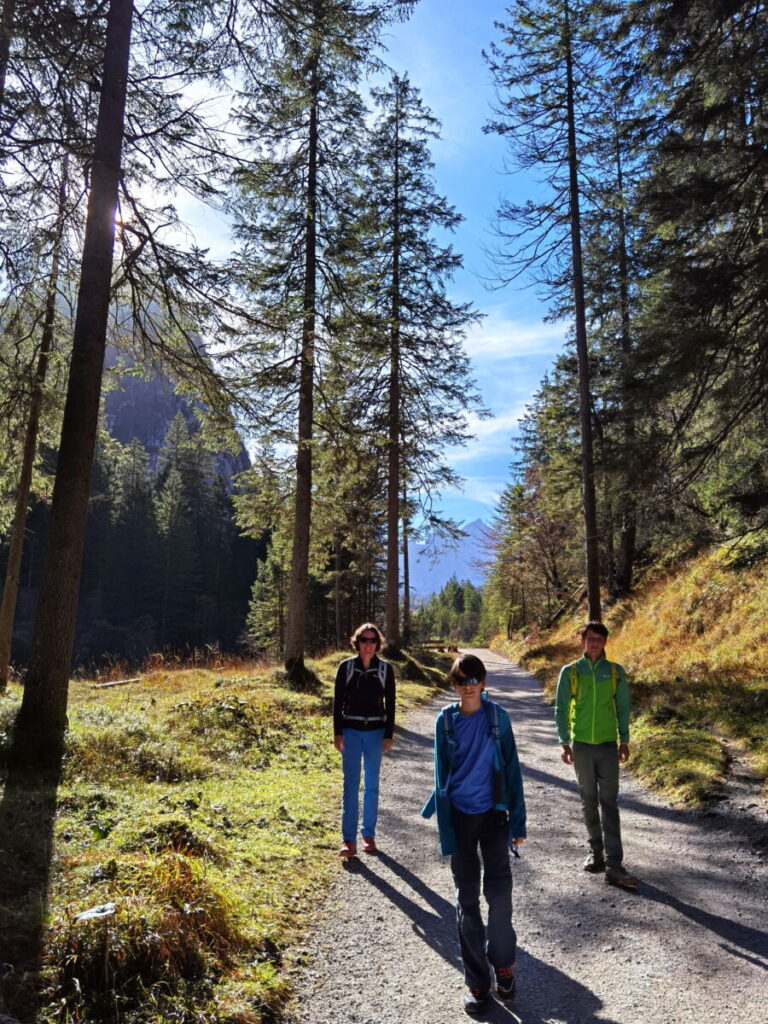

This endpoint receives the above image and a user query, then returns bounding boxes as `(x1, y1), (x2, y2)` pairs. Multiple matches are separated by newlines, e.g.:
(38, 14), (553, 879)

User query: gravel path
(287, 648), (768, 1024)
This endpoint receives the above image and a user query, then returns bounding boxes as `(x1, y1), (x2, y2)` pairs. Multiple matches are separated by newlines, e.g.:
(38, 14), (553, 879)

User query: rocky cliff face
(103, 348), (250, 485)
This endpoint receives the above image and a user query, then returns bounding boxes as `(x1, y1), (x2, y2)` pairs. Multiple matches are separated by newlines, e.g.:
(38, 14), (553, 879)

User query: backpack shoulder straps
(377, 658), (388, 688)
(569, 661), (618, 698)
(569, 663), (579, 700)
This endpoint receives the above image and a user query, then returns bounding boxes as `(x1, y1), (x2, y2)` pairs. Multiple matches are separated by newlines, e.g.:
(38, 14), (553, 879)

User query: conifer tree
(486, 0), (611, 618)
(358, 72), (482, 647)
(231, 1), (414, 675)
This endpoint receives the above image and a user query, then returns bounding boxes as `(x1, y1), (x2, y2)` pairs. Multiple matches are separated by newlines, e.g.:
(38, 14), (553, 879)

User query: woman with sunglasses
(333, 622), (395, 858)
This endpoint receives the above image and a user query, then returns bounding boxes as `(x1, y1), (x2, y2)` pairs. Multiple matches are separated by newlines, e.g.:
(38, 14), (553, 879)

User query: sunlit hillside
(497, 544), (768, 804)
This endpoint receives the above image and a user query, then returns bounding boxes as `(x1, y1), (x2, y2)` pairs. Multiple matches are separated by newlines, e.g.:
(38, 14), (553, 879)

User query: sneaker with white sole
(463, 987), (491, 1014)
(496, 966), (516, 999)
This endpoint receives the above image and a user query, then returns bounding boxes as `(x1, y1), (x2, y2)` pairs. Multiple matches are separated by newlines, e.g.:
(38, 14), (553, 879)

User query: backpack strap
(569, 663), (579, 701)
(439, 704), (457, 798)
(377, 658), (388, 689)
(569, 662), (618, 699)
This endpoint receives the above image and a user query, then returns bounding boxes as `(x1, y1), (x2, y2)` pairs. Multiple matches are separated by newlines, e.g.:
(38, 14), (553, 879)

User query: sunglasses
(358, 636), (378, 644)
(456, 677), (482, 686)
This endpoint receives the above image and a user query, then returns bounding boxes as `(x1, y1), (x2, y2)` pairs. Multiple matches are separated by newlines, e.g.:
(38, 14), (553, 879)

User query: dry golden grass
(0, 647), (453, 1024)
(494, 543), (768, 803)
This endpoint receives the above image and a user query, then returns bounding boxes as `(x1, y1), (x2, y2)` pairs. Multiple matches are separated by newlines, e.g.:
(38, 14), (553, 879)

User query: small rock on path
(287, 648), (768, 1024)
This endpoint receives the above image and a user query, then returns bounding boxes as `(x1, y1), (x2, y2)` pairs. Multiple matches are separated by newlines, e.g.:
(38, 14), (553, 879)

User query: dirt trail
(287, 649), (768, 1024)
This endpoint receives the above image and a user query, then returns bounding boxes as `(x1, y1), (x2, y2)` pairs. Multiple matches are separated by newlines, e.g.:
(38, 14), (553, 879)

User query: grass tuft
(492, 541), (768, 804)
(1, 647), (449, 1024)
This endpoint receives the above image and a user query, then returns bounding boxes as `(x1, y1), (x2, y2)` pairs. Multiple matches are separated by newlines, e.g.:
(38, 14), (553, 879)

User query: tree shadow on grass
(349, 853), (621, 1024)
(0, 755), (62, 1019)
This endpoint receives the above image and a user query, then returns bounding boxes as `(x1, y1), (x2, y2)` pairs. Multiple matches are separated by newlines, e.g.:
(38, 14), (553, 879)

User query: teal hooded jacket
(421, 694), (527, 856)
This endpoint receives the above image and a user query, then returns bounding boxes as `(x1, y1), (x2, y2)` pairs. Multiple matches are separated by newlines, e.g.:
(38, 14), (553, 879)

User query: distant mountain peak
(407, 520), (488, 599)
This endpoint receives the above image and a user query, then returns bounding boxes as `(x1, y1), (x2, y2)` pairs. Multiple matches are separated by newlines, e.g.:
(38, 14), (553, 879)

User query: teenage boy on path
(555, 621), (639, 890)
(422, 654), (526, 1015)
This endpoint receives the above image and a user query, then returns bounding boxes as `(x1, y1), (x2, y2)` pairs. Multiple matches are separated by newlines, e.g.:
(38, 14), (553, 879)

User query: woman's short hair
(351, 622), (384, 652)
(448, 653), (487, 683)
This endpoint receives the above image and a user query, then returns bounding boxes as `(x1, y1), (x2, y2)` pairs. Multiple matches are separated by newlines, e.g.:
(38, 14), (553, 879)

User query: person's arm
(333, 662), (346, 750)
(383, 662), (396, 749)
(554, 664), (573, 762)
(614, 663), (631, 760)
(420, 712), (444, 819)
(501, 713), (527, 842)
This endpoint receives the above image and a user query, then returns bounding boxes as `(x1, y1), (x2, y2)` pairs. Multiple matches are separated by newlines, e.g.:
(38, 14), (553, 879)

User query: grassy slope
(0, 649), (451, 1024)
(494, 544), (768, 805)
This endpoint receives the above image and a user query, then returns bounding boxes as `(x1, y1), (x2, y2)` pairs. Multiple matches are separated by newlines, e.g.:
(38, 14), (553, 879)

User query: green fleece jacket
(554, 654), (630, 746)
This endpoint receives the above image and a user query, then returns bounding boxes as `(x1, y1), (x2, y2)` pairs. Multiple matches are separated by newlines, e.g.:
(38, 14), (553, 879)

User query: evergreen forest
(2, 5), (768, 1024)
(2, 0), (768, 760)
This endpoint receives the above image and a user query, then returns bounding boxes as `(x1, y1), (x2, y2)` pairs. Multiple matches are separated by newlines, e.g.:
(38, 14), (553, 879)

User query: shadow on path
(641, 880), (768, 964)
(348, 854), (620, 1024)
(345, 854), (461, 971)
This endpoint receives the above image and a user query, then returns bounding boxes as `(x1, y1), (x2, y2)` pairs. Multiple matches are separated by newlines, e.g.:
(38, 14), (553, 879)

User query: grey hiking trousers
(572, 740), (624, 868)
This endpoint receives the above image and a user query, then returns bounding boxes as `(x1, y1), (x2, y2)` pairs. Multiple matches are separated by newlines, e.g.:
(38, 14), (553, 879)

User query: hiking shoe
(605, 865), (639, 890)
(338, 841), (357, 859)
(463, 987), (491, 1014)
(583, 850), (606, 873)
(361, 836), (377, 853)
(495, 966), (516, 1000)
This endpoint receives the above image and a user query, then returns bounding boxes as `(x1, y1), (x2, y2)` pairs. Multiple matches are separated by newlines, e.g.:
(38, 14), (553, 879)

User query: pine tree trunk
(13, 0), (134, 759)
(564, 1), (601, 620)
(613, 120), (636, 596)
(0, 166), (67, 691)
(400, 483), (411, 647)
(284, 57), (318, 678)
(385, 85), (402, 648)
(334, 539), (343, 651)
(0, 0), (15, 116)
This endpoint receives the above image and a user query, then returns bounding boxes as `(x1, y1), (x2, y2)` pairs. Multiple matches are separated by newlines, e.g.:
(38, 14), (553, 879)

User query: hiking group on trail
(331, 620), (639, 1015)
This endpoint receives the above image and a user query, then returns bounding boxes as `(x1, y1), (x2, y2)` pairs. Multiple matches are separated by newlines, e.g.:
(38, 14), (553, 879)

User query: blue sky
(382, 0), (566, 526)
(176, 1), (566, 529)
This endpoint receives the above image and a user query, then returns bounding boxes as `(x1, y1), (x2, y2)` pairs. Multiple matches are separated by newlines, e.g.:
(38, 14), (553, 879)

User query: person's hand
(334, 735), (344, 752)
(619, 742), (630, 763)
(560, 744), (574, 765)
(382, 738), (393, 754)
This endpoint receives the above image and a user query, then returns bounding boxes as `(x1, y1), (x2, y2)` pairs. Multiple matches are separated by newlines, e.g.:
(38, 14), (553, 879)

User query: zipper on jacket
(591, 662), (597, 743)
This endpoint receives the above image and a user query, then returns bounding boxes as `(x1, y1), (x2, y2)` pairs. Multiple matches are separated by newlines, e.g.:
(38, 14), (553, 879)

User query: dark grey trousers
(450, 808), (516, 992)
(572, 741), (623, 868)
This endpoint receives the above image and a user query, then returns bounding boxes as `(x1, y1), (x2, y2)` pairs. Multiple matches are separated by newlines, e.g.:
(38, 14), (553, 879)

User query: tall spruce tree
(359, 73), (482, 647)
(486, 0), (614, 618)
(620, 0), (768, 543)
(230, 1), (414, 675)
(11, 0), (253, 759)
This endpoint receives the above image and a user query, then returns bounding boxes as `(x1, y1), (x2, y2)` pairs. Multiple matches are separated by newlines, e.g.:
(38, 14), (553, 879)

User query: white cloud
(465, 307), (567, 359)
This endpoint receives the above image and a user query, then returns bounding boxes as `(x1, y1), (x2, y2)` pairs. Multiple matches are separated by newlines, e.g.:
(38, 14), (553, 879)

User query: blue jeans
(341, 728), (385, 842)
(450, 808), (516, 992)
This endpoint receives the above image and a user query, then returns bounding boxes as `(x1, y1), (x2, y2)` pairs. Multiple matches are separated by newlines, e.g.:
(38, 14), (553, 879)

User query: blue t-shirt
(448, 707), (495, 814)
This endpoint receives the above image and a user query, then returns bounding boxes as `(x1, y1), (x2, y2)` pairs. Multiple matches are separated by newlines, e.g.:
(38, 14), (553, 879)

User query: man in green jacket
(555, 620), (639, 890)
